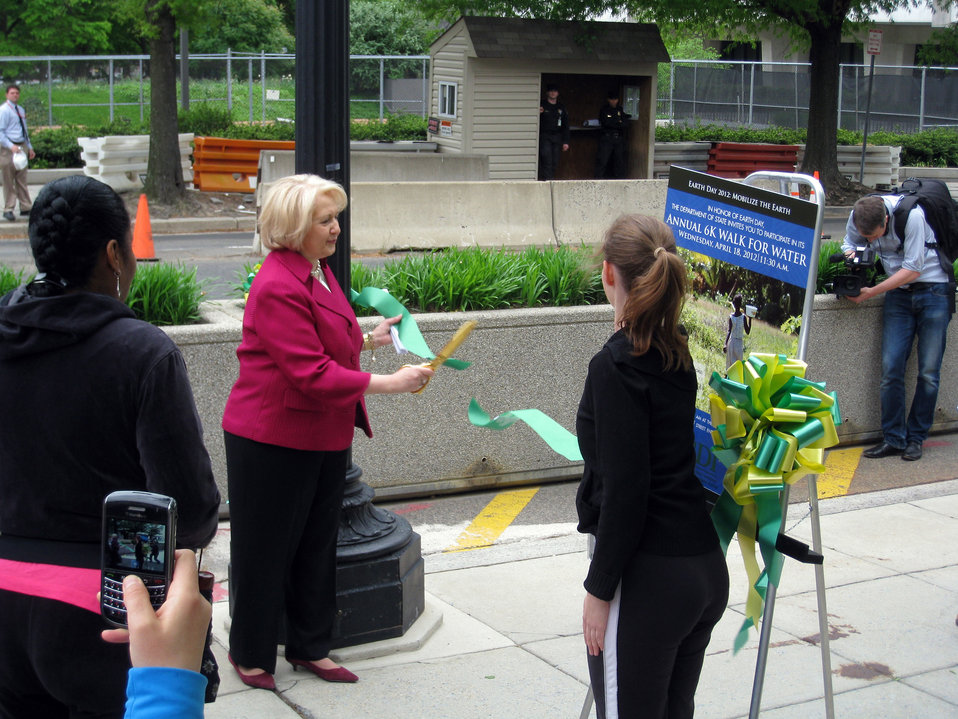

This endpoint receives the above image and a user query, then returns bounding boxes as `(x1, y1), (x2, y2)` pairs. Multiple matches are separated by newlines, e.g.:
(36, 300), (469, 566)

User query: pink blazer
(222, 249), (372, 451)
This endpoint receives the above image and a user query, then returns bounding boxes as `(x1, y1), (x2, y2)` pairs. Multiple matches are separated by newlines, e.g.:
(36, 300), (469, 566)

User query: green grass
(346, 246), (604, 315)
(31, 77), (419, 127)
(127, 262), (206, 325)
(683, 295), (798, 412)
(0, 266), (31, 296)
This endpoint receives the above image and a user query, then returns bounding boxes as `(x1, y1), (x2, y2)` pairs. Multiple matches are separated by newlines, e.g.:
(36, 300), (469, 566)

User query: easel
(579, 172), (835, 719)
(742, 171), (834, 719)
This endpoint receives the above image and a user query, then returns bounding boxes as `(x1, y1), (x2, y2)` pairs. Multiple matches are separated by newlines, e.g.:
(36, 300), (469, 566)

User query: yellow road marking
(816, 447), (863, 499)
(444, 487), (540, 553)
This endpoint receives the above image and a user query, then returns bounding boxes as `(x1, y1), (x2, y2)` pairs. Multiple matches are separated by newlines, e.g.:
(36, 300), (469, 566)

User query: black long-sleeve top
(575, 330), (719, 601)
(0, 287), (220, 568)
(540, 99), (571, 144)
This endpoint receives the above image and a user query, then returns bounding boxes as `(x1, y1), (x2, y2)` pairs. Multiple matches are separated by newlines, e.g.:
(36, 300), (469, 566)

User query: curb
(0, 215), (256, 240)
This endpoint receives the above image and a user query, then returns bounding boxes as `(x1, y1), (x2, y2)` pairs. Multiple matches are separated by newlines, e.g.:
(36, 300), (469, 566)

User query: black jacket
(598, 102), (629, 136)
(540, 100), (571, 144)
(575, 330), (718, 600)
(0, 286), (220, 567)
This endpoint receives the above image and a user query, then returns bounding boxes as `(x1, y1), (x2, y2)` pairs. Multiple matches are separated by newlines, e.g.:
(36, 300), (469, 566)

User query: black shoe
(19, 210), (29, 217)
(863, 442), (903, 459)
(902, 442), (922, 461)
(2, 211), (14, 222)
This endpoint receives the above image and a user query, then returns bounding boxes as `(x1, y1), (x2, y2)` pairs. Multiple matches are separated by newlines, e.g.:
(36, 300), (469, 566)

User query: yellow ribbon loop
(708, 353), (842, 652)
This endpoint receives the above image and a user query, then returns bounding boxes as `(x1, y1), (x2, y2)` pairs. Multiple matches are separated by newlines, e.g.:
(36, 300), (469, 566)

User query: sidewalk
(200, 477), (958, 719)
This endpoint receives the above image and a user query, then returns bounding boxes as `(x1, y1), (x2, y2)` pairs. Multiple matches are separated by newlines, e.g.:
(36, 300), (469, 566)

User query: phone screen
(101, 492), (176, 627)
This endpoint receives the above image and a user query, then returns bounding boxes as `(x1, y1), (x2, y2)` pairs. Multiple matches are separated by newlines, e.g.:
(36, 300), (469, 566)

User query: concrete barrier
(78, 134), (194, 192)
(899, 166), (958, 196)
(167, 294), (958, 503)
(549, 180), (669, 245)
(350, 181), (558, 251)
(796, 144), (901, 188)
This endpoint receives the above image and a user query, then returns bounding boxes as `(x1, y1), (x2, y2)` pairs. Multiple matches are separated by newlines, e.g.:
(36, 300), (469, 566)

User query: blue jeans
(880, 284), (952, 447)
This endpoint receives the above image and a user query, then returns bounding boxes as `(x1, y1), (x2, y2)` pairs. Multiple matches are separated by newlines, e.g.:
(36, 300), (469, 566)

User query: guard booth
(428, 16), (670, 181)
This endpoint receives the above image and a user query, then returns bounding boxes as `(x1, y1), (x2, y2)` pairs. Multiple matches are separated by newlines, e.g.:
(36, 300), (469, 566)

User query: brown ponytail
(601, 214), (691, 372)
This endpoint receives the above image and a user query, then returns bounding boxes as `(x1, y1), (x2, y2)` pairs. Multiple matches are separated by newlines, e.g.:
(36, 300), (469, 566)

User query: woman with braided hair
(0, 176), (219, 718)
(576, 215), (728, 719)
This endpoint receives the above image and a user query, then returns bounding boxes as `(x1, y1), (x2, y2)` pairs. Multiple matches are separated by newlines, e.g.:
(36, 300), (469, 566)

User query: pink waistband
(0, 558), (100, 614)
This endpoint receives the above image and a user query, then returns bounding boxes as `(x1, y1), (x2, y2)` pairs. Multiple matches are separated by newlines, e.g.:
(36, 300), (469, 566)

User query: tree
(419, 0), (944, 194)
(116, 0), (211, 204)
(189, 0), (293, 54)
(350, 0), (436, 93)
(0, 0), (115, 55)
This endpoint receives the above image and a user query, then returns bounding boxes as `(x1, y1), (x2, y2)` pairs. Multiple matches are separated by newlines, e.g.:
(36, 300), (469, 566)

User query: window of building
(719, 41), (762, 62)
(438, 82), (457, 118)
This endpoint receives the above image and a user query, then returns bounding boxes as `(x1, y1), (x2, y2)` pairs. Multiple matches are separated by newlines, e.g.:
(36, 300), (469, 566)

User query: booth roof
(450, 16), (670, 64)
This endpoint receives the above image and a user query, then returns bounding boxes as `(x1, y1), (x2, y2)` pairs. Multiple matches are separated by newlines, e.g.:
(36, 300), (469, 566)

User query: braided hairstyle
(28, 176), (131, 296)
(601, 214), (692, 372)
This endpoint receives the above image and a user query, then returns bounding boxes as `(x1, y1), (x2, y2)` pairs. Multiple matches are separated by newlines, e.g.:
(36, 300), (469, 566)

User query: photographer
(842, 195), (952, 462)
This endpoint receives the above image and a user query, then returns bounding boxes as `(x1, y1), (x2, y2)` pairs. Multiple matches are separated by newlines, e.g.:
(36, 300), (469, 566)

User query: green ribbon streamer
(468, 398), (582, 462)
(350, 287), (470, 369)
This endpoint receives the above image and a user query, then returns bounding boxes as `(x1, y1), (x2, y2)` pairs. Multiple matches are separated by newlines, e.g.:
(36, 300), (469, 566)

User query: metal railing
(659, 59), (958, 133)
(0, 51), (429, 127)
(4, 52), (957, 133)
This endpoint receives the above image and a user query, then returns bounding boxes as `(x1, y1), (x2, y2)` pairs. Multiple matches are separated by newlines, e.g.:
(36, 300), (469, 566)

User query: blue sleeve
(125, 667), (206, 719)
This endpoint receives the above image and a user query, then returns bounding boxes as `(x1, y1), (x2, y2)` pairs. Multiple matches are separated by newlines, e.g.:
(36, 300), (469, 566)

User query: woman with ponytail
(576, 215), (728, 719)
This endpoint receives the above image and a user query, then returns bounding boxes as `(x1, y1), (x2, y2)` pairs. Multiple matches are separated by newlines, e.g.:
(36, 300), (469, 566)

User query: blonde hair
(259, 174), (348, 252)
(601, 214), (691, 372)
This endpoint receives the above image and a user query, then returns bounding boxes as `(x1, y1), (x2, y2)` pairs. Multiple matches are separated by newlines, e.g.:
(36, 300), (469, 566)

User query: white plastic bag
(12, 151), (27, 171)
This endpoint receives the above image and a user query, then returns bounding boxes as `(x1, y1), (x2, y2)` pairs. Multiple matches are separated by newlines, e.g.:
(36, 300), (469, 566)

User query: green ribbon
(708, 353), (841, 652)
(350, 287), (470, 369)
(468, 399), (582, 461)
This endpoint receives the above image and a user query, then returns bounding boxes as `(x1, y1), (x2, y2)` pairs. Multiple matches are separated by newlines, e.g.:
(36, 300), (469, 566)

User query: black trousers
(587, 547), (729, 719)
(225, 431), (348, 673)
(539, 133), (563, 180)
(595, 134), (627, 178)
(0, 590), (129, 719)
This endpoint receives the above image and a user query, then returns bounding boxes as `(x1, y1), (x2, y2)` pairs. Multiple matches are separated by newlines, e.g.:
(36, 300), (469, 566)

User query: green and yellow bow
(709, 353), (840, 652)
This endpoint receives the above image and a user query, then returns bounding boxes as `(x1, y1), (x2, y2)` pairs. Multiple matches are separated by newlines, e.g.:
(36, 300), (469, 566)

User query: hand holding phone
(101, 491), (177, 627)
(101, 549), (211, 673)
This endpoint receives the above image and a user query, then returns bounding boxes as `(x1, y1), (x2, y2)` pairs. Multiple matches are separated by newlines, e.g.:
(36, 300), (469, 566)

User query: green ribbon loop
(350, 287), (470, 369)
(468, 399), (582, 461)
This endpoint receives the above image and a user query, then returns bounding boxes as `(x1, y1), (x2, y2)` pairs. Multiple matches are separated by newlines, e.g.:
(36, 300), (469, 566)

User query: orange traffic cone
(809, 171), (820, 204)
(132, 194), (158, 261)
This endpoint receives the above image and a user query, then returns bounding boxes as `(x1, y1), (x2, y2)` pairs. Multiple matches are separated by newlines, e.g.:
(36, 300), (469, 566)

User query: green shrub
(179, 104), (235, 136)
(350, 113), (428, 142)
(0, 266), (31, 296)
(127, 262), (205, 325)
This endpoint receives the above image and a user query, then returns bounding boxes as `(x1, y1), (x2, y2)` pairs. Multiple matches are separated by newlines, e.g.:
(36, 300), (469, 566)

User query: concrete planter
(166, 294), (958, 503)
(163, 302), (613, 503)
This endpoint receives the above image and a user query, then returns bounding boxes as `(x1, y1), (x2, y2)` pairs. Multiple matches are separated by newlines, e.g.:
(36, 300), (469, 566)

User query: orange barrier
(132, 194), (157, 261)
(193, 137), (295, 192)
(707, 142), (799, 179)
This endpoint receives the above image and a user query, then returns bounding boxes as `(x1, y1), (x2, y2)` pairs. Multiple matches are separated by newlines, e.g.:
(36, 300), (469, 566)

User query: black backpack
(887, 177), (958, 281)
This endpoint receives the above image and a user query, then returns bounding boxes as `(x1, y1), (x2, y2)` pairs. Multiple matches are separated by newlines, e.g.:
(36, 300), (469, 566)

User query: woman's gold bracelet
(362, 332), (375, 351)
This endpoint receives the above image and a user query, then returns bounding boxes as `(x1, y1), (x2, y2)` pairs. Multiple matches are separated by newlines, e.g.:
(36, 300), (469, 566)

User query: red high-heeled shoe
(228, 653), (276, 690)
(288, 658), (358, 683)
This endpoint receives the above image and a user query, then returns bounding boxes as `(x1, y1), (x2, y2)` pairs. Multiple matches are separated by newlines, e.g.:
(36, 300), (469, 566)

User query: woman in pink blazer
(222, 175), (432, 690)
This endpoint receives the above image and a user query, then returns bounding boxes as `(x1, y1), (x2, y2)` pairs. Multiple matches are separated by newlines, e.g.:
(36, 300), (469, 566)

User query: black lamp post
(294, 0), (424, 648)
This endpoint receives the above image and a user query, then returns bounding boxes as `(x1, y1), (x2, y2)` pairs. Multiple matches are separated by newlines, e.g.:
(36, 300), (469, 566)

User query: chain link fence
(5, 53), (957, 133)
(659, 59), (958, 133)
(0, 52), (429, 128)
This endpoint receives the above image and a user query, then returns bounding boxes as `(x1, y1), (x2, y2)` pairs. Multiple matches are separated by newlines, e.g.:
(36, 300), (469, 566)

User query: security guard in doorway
(595, 89), (630, 179)
(539, 84), (570, 180)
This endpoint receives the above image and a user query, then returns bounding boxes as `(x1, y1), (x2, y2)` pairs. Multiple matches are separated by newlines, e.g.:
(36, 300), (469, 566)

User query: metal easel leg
(807, 476), (836, 719)
(579, 685), (594, 719)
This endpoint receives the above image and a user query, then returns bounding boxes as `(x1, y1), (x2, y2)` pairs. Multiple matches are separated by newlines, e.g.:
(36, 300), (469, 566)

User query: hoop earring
(115, 271), (121, 299)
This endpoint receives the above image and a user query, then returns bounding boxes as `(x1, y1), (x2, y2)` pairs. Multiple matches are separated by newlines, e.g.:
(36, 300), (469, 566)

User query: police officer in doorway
(595, 89), (630, 179)
(539, 84), (570, 180)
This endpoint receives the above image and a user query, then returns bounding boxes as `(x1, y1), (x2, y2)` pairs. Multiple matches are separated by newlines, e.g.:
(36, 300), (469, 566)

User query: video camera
(828, 244), (877, 297)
